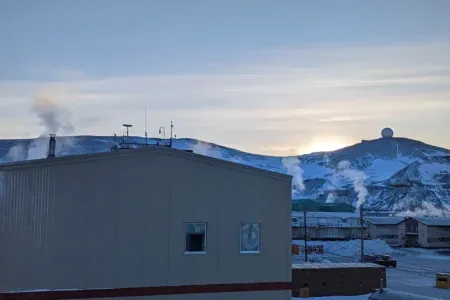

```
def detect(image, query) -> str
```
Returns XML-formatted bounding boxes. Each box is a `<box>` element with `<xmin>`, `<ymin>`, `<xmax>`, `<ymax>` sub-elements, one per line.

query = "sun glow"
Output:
<box><xmin>305</xmin><ymin>137</ymin><xmax>349</xmax><ymax>153</ymax></box>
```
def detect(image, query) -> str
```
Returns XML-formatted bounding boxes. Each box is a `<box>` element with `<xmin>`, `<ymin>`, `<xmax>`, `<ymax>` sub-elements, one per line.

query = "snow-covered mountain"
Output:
<box><xmin>0</xmin><ymin>135</ymin><xmax>449</xmax><ymax>213</ymax></box>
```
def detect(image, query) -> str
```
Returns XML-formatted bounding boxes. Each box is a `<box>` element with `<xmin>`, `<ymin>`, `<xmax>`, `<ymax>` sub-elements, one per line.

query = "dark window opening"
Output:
<box><xmin>185</xmin><ymin>223</ymin><xmax>206</xmax><ymax>253</ymax></box>
<box><xmin>186</xmin><ymin>233</ymin><xmax>205</xmax><ymax>252</ymax></box>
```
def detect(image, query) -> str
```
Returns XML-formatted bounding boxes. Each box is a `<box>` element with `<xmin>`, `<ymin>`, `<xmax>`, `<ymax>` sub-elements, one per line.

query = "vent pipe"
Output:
<box><xmin>48</xmin><ymin>134</ymin><xmax>56</xmax><ymax>158</ymax></box>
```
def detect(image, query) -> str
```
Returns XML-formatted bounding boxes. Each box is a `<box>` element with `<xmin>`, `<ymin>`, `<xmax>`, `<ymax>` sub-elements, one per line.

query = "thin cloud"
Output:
<box><xmin>1</xmin><ymin>42</ymin><xmax>450</xmax><ymax>154</ymax></box>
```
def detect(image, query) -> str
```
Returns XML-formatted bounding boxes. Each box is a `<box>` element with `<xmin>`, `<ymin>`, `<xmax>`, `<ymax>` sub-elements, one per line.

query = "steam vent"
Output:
<box><xmin>381</xmin><ymin>127</ymin><xmax>394</xmax><ymax>139</ymax></box>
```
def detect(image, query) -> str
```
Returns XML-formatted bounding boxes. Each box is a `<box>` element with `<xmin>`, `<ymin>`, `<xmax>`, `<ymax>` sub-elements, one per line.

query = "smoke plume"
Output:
<box><xmin>325</xmin><ymin>192</ymin><xmax>337</xmax><ymax>204</ymax></box>
<box><xmin>3</xmin><ymin>91</ymin><xmax>76</xmax><ymax>162</ymax></box>
<box><xmin>281</xmin><ymin>157</ymin><xmax>305</xmax><ymax>192</ymax></box>
<box><xmin>395</xmin><ymin>202</ymin><xmax>450</xmax><ymax>217</ymax></box>
<box><xmin>323</xmin><ymin>153</ymin><xmax>331</xmax><ymax>166</ymax></box>
<box><xmin>192</xmin><ymin>141</ymin><xmax>222</xmax><ymax>159</ymax></box>
<box><xmin>5</xmin><ymin>144</ymin><xmax>27</xmax><ymax>162</ymax></box>
<box><xmin>334</xmin><ymin>160</ymin><xmax>368</xmax><ymax>209</ymax></box>
<box><xmin>32</xmin><ymin>92</ymin><xmax>74</xmax><ymax>135</ymax></box>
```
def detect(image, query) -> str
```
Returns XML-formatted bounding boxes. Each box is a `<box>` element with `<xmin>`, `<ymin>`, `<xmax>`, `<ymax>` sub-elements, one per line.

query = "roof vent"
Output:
<box><xmin>47</xmin><ymin>134</ymin><xmax>56</xmax><ymax>158</ymax></box>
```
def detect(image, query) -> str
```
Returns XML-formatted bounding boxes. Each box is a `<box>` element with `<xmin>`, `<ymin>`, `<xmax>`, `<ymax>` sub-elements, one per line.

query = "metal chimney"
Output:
<box><xmin>48</xmin><ymin>134</ymin><xmax>56</xmax><ymax>158</ymax></box>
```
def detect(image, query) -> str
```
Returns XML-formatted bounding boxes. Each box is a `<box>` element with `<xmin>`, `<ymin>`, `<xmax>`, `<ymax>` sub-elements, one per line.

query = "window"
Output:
<box><xmin>240</xmin><ymin>223</ymin><xmax>261</xmax><ymax>253</ymax></box>
<box><xmin>185</xmin><ymin>223</ymin><xmax>207</xmax><ymax>253</ymax></box>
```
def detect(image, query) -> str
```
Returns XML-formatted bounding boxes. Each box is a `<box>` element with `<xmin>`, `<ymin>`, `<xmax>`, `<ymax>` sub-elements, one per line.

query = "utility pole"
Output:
<box><xmin>304</xmin><ymin>210</ymin><xmax>308</xmax><ymax>262</ymax></box>
<box><xmin>360</xmin><ymin>204</ymin><xmax>365</xmax><ymax>262</ymax></box>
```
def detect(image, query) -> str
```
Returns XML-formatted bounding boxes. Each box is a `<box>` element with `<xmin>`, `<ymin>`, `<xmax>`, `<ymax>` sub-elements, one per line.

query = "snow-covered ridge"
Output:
<box><xmin>0</xmin><ymin>135</ymin><xmax>449</xmax><ymax>212</ymax></box>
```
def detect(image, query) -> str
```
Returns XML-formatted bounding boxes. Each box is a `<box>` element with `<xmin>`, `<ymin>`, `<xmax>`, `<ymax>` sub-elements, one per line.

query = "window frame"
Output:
<box><xmin>239</xmin><ymin>222</ymin><xmax>262</xmax><ymax>254</ymax></box>
<box><xmin>184</xmin><ymin>222</ymin><xmax>207</xmax><ymax>255</ymax></box>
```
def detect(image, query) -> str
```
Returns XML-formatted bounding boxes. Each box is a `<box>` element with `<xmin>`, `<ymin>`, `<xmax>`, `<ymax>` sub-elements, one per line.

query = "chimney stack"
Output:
<box><xmin>48</xmin><ymin>134</ymin><xmax>56</xmax><ymax>158</ymax></box>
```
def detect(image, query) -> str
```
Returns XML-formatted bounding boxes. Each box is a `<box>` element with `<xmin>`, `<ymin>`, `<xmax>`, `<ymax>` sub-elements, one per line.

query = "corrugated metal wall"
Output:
<box><xmin>0</xmin><ymin>167</ymin><xmax>56</xmax><ymax>290</ymax></box>
<box><xmin>0</xmin><ymin>149</ymin><xmax>292</xmax><ymax>300</ymax></box>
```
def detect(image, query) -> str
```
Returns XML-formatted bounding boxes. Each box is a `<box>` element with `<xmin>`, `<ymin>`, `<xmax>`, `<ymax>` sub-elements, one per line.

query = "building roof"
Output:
<box><xmin>291</xmin><ymin>199</ymin><xmax>356</xmax><ymax>213</ymax></box>
<box><xmin>365</xmin><ymin>217</ymin><xmax>407</xmax><ymax>225</ymax></box>
<box><xmin>291</xmin><ymin>211</ymin><xmax>366</xmax><ymax>228</ymax></box>
<box><xmin>416</xmin><ymin>217</ymin><xmax>450</xmax><ymax>226</ymax></box>
<box><xmin>0</xmin><ymin>146</ymin><xmax>292</xmax><ymax>181</ymax></box>
<box><xmin>292</xmin><ymin>263</ymin><xmax>384</xmax><ymax>269</ymax></box>
<box><xmin>292</xmin><ymin>211</ymin><xmax>360</xmax><ymax>218</ymax></box>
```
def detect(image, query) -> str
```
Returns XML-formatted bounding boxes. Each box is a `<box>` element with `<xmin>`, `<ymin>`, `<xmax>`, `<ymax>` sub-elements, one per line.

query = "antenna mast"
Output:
<box><xmin>123</xmin><ymin>124</ymin><xmax>133</xmax><ymax>137</ymax></box>
<box><xmin>170</xmin><ymin>121</ymin><xmax>174</xmax><ymax>147</ymax></box>
<box><xmin>145</xmin><ymin>108</ymin><xmax>148</xmax><ymax>146</ymax></box>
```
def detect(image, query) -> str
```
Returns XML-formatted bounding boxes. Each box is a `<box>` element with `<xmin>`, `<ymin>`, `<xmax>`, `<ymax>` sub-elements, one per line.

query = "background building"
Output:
<box><xmin>0</xmin><ymin>146</ymin><xmax>292</xmax><ymax>300</ymax></box>
<box><xmin>366</xmin><ymin>217</ymin><xmax>406</xmax><ymax>247</ymax></box>
<box><xmin>291</xmin><ymin>212</ymin><xmax>368</xmax><ymax>241</ymax></box>
<box><xmin>416</xmin><ymin>218</ymin><xmax>450</xmax><ymax>248</ymax></box>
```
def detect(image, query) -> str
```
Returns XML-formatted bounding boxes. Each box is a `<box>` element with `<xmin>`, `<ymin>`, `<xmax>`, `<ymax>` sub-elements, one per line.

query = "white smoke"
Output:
<box><xmin>32</xmin><ymin>92</ymin><xmax>74</xmax><ymax>135</ymax></box>
<box><xmin>192</xmin><ymin>141</ymin><xmax>222</xmax><ymax>159</ymax></box>
<box><xmin>3</xmin><ymin>90</ymin><xmax>76</xmax><ymax>162</ymax></box>
<box><xmin>27</xmin><ymin>138</ymin><xmax>52</xmax><ymax>160</ymax></box>
<box><xmin>5</xmin><ymin>144</ymin><xmax>27</xmax><ymax>162</ymax></box>
<box><xmin>281</xmin><ymin>157</ymin><xmax>305</xmax><ymax>192</ymax></box>
<box><xmin>395</xmin><ymin>202</ymin><xmax>450</xmax><ymax>217</ymax></box>
<box><xmin>333</xmin><ymin>160</ymin><xmax>368</xmax><ymax>209</ymax></box>
<box><xmin>325</xmin><ymin>192</ymin><xmax>337</xmax><ymax>204</ymax></box>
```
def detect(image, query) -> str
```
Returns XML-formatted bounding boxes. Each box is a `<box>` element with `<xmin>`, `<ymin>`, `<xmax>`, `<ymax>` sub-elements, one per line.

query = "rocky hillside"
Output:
<box><xmin>0</xmin><ymin>135</ymin><xmax>449</xmax><ymax>213</ymax></box>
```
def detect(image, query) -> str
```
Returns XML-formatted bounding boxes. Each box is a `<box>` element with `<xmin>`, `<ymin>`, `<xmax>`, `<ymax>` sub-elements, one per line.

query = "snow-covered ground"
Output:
<box><xmin>388</xmin><ymin>248</ymin><xmax>450</xmax><ymax>299</ymax></box>
<box><xmin>292</xmin><ymin>240</ymin><xmax>450</xmax><ymax>299</ymax></box>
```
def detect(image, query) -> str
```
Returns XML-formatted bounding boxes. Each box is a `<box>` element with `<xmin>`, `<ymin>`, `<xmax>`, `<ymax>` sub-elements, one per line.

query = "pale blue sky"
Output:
<box><xmin>1</xmin><ymin>0</ymin><xmax>450</xmax><ymax>155</ymax></box>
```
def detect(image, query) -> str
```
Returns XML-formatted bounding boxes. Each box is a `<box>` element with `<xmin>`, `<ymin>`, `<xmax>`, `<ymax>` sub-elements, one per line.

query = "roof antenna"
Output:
<box><xmin>170</xmin><ymin>121</ymin><xmax>174</xmax><ymax>148</ymax></box>
<box><xmin>123</xmin><ymin>124</ymin><xmax>133</xmax><ymax>137</ymax></box>
<box><xmin>145</xmin><ymin>108</ymin><xmax>148</xmax><ymax>146</ymax></box>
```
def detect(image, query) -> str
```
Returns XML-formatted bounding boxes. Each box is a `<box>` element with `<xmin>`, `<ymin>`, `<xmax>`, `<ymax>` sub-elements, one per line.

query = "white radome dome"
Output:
<box><xmin>381</xmin><ymin>127</ymin><xmax>394</xmax><ymax>138</ymax></box>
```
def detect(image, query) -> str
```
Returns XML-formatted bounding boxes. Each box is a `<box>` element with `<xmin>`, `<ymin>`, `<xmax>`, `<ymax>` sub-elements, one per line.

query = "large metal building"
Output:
<box><xmin>0</xmin><ymin>145</ymin><xmax>292</xmax><ymax>300</ymax></box>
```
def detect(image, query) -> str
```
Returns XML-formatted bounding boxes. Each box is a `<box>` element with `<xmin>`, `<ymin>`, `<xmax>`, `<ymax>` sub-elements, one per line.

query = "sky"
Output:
<box><xmin>1</xmin><ymin>0</ymin><xmax>450</xmax><ymax>155</ymax></box>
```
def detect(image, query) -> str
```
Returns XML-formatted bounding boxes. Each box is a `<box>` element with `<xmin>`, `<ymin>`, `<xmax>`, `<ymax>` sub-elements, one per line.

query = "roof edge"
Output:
<box><xmin>0</xmin><ymin>146</ymin><xmax>292</xmax><ymax>182</ymax></box>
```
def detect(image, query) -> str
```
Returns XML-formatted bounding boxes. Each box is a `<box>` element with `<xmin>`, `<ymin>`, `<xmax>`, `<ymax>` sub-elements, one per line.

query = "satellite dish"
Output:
<box><xmin>241</xmin><ymin>224</ymin><xmax>260</xmax><ymax>251</ymax></box>
<box><xmin>381</xmin><ymin>127</ymin><xmax>394</xmax><ymax>138</ymax></box>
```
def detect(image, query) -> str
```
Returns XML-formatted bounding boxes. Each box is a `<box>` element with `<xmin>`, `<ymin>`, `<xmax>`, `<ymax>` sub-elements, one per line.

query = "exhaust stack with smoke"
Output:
<box><xmin>48</xmin><ymin>134</ymin><xmax>56</xmax><ymax>158</ymax></box>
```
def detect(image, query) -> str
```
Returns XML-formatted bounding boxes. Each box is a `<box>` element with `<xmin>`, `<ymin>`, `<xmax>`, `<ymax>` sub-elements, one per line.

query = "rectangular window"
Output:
<box><xmin>240</xmin><ymin>222</ymin><xmax>261</xmax><ymax>253</ymax></box>
<box><xmin>185</xmin><ymin>222</ymin><xmax>207</xmax><ymax>254</ymax></box>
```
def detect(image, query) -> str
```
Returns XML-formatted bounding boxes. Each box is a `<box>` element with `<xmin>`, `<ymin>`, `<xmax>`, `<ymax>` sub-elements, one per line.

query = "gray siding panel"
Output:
<box><xmin>0</xmin><ymin>150</ymin><xmax>291</xmax><ymax>300</ymax></box>
<box><xmin>0</xmin><ymin>168</ymin><xmax>55</xmax><ymax>291</ymax></box>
